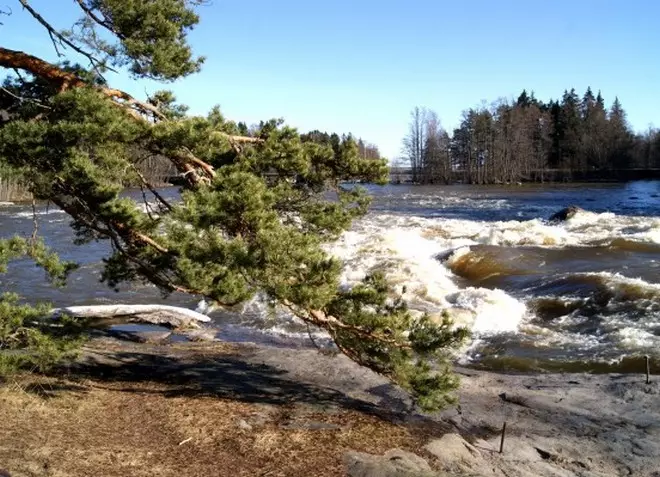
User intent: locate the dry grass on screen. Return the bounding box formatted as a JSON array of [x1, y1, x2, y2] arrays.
[[0, 341, 434, 477]]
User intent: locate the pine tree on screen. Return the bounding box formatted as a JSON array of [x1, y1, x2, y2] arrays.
[[580, 87, 608, 170], [580, 87, 596, 120], [0, 1, 467, 408], [557, 89, 582, 171], [516, 89, 531, 108], [607, 97, 634, 169]]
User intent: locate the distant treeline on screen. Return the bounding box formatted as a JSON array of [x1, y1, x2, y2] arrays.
[[0, 157, 177, 202], [401, 88, 660, 184], [301, 130, 382, 160]]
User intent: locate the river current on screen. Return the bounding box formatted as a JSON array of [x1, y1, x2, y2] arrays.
[[2, 180, 660, 372]]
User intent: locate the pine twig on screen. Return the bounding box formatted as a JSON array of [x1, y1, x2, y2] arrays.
[[18, 0, 114, 74]]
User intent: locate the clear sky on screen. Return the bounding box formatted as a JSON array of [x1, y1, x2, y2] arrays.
[[3, 0, 660, 159]]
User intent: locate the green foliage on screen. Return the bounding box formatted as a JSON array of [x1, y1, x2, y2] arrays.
[[0, 238, 83, 379], [0, 0, 469, 409], [327, 274, 469, 410], [0, 293, 85, 378], [66, 0, 204, 80]]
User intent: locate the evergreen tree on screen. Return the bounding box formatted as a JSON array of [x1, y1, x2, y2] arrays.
[[607, 97, 634, 169], [0, 1, 467, 408], [557, 89, 582, 171], [516, 89, 531, 108], [580, 87, 596, 120], [580, 87, 608, 169]]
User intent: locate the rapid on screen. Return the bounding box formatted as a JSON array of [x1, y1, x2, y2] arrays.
[[2, 180, 660, 372]]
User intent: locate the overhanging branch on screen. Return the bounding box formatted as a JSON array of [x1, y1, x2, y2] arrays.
[[0, 46, 263, 189], [18, 0, 113, 74], [282, 300, 411, 350]]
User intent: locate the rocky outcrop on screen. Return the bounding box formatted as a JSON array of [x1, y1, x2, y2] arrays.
[[424, 433, 483, 471], [344, 449, 437, 477], [548, 205, 582, 223]]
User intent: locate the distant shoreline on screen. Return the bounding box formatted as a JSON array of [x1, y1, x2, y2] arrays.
[[389, 168, 660, 185]]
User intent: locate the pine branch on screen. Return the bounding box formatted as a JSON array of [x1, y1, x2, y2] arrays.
[[103, 87, 166, 121], [282, 300, 411, 350], [73, 0, 124, 39], [0, 85, 51, 109], [0, 47, 263, 190], [18, 0, 114, 74], [129, 163, 173, 212]]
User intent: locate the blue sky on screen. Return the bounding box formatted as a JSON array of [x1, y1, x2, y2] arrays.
[[3, 0, 660, 159]]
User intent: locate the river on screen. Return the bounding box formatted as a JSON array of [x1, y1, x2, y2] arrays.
[[2, 180, 660, 372]]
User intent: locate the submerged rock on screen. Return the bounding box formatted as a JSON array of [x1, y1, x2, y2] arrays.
[[548, 205, 582, 223], [107, 324, 172, 343]]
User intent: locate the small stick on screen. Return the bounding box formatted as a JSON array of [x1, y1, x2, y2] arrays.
[[645, 355, 651, 385], [178, 437, 192, 446], [499, 422, 507, 454]]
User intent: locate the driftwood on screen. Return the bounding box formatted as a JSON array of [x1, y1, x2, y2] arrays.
[[50, 304, 211, 329]]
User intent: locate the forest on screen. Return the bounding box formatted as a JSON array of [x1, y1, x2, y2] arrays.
[[401, 88, 660, 184]]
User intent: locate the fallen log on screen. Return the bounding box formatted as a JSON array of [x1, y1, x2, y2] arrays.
[[49, 304, 212, 329]]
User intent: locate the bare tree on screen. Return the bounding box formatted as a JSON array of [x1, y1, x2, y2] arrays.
[[423, 110, 450, 183], [402, 107, 427, 183]]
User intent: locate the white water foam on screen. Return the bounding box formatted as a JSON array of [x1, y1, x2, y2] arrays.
[[321, 208, 660, 355], [579, 271, 660, 301], [400, 193, 513, 211], [236, 212, 530, 342], [364, 208, 660, 250], [326, 218, 528, 336], [523, 271, 660, 355], [11, 208, 67, 218]]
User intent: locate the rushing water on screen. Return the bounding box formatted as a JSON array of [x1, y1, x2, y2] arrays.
[[2, 181, 660, 371]]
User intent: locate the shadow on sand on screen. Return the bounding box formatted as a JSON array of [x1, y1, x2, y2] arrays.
[[41, 344, 450, 432]]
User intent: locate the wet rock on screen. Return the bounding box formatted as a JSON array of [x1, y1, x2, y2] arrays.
[[424, 433, 482, 468], [107, 325, 172, 343], [548, 205, 582, 223], [344, 449, 437, 477], [179, 328, 218, 342]]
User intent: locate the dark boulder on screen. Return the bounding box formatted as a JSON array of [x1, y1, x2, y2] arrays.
[[548, 205, 582, 224]]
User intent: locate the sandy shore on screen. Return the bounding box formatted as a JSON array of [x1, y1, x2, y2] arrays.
[[2, 337, 659, 476]]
